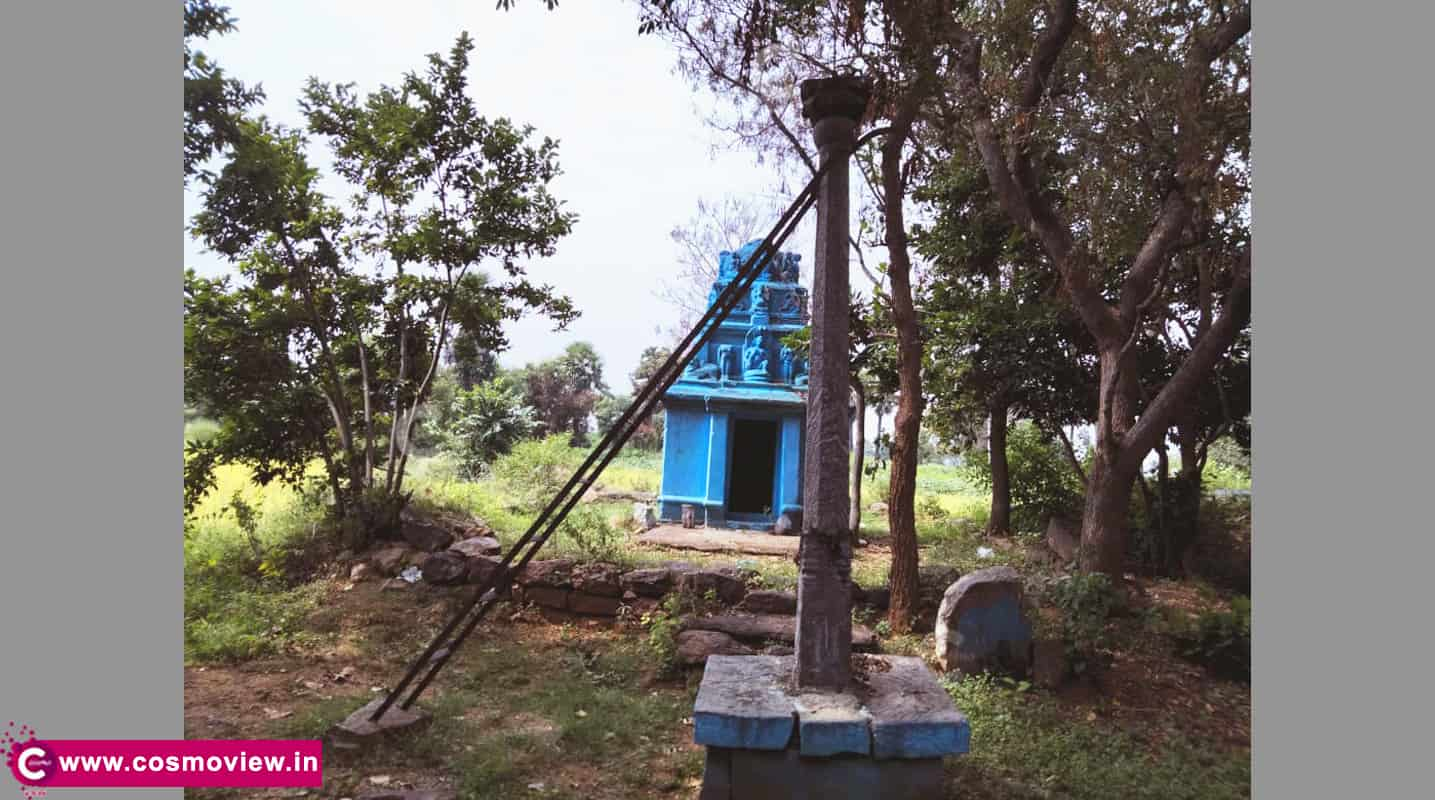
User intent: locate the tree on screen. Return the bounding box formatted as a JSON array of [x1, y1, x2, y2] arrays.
[[515, 342, 607, 447], [448, 328, 500, 390], [183, 0, 263, 182], [185, 33, 577, 544], [442, 377, 536, 479], [944, 0, 1251, 576], [914, 154, 1096, 535], [631, 345, 672, 394]]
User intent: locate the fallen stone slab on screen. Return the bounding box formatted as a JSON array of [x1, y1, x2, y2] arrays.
[[619, 567, 674, 598], [328, 697, 431, 750], [518, 585, 570, 610], [369, 546, 414, 577], [465, 555, 509, 589], [516, 558, 575, 588], [449, 536, 501, 558], [676, 630, 756, 665], [738, 590, 798, 615], [677, 569, 749, 605], [571, 562, 624, 597], [683, 614, 875, 650], [637, 526, 800, 557]]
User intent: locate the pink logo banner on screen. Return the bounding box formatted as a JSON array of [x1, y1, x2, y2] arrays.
[[6, 739, 323, 789]]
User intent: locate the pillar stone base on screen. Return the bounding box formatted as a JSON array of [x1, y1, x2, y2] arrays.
[[693, 655, 969, 800]]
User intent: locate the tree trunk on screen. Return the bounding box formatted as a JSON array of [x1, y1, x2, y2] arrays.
[[850, 381, 866, 545], [1077, 448, 1140, 578], [881, 104, 923, 636], [987, 402, 1011, 536]]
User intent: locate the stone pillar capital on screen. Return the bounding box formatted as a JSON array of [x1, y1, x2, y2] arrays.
[[800, 76, 871, 151]]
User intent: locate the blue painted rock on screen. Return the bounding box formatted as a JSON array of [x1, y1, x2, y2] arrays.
[[934, 566, 1034, 678]]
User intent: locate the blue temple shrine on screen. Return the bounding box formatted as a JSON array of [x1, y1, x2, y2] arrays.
[[657, 240, 811, 532]]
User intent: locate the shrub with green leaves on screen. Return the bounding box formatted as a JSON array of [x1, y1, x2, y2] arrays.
[[1046, 572, 1122, 675], [963, 421, 1083, 531], [491, 434, 585, 513], [1176, 595, 1251, 681], [557, 504, 625, 563], [439, 379, 536, 479]]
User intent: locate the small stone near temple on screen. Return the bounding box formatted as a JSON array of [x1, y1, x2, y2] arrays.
[[935, 566, 1034, 678]]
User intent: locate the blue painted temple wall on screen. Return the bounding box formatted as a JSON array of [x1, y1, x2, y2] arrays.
[[657, 240, 810, 530]]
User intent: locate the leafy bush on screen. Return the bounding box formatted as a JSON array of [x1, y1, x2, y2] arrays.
[[438, 379, 536, 479], [557, 504, 625, 563], [1176, 595, 1251, 681], [963, 421, 1083, 531], [640, 594, 685, 673], [1046, 572, 1122, 675], [491, 434, 585, 513], [916, 493, 947, 523]]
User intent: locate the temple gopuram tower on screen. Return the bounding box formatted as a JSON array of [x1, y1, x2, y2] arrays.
[[656, 239, 810, 532]]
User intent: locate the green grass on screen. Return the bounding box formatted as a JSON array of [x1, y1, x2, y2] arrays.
[[184, 462, 333, 663], [265, 630, 703, 800], [945, 674, 1250, 799]]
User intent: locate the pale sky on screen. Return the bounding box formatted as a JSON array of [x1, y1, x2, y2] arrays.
[[182, 0, 825, 386]]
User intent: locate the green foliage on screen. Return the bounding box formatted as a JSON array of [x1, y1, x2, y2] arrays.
[[1046, 572, 1122, 675], [556, 505, 625, 564], [595, 393, 665, 451], [916, 493, 947, 523], [640, 593, 685, 672], [183, 1, 264, 181], [490, 434, 584, 513], [184, 468, 332, 663], [438, 378, 536, 478], [185, 33, 576, 542], [512, 342, 607, 447], [1175, 596, 1251, 682], [963, 422, 1083, 531]]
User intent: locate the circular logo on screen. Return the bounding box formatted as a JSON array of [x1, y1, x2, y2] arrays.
[[11, 741, 57, 786]]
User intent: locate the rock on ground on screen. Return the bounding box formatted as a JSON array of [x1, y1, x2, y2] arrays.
[[449, 536, 501, 558], [369, 546, 415, 577], [571, 562, 624, 597], [675, 630, 755, 665], [934, 566, 1034, 678], [676, 568, 749, 605], [1045, 517, 1079, 562], [400, 519, 454, 552], [420, 552, 468, 585], [619, 567, 673, 598], [516, 558, 575, 588]]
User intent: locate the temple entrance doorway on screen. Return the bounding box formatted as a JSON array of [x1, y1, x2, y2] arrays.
[[727, 419, 778, 516]]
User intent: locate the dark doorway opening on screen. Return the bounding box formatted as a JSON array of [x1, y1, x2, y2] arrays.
[[728, 419, 778, 515]]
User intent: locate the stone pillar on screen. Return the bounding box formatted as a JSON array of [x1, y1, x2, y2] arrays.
[[794, 75, 870, 690]]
